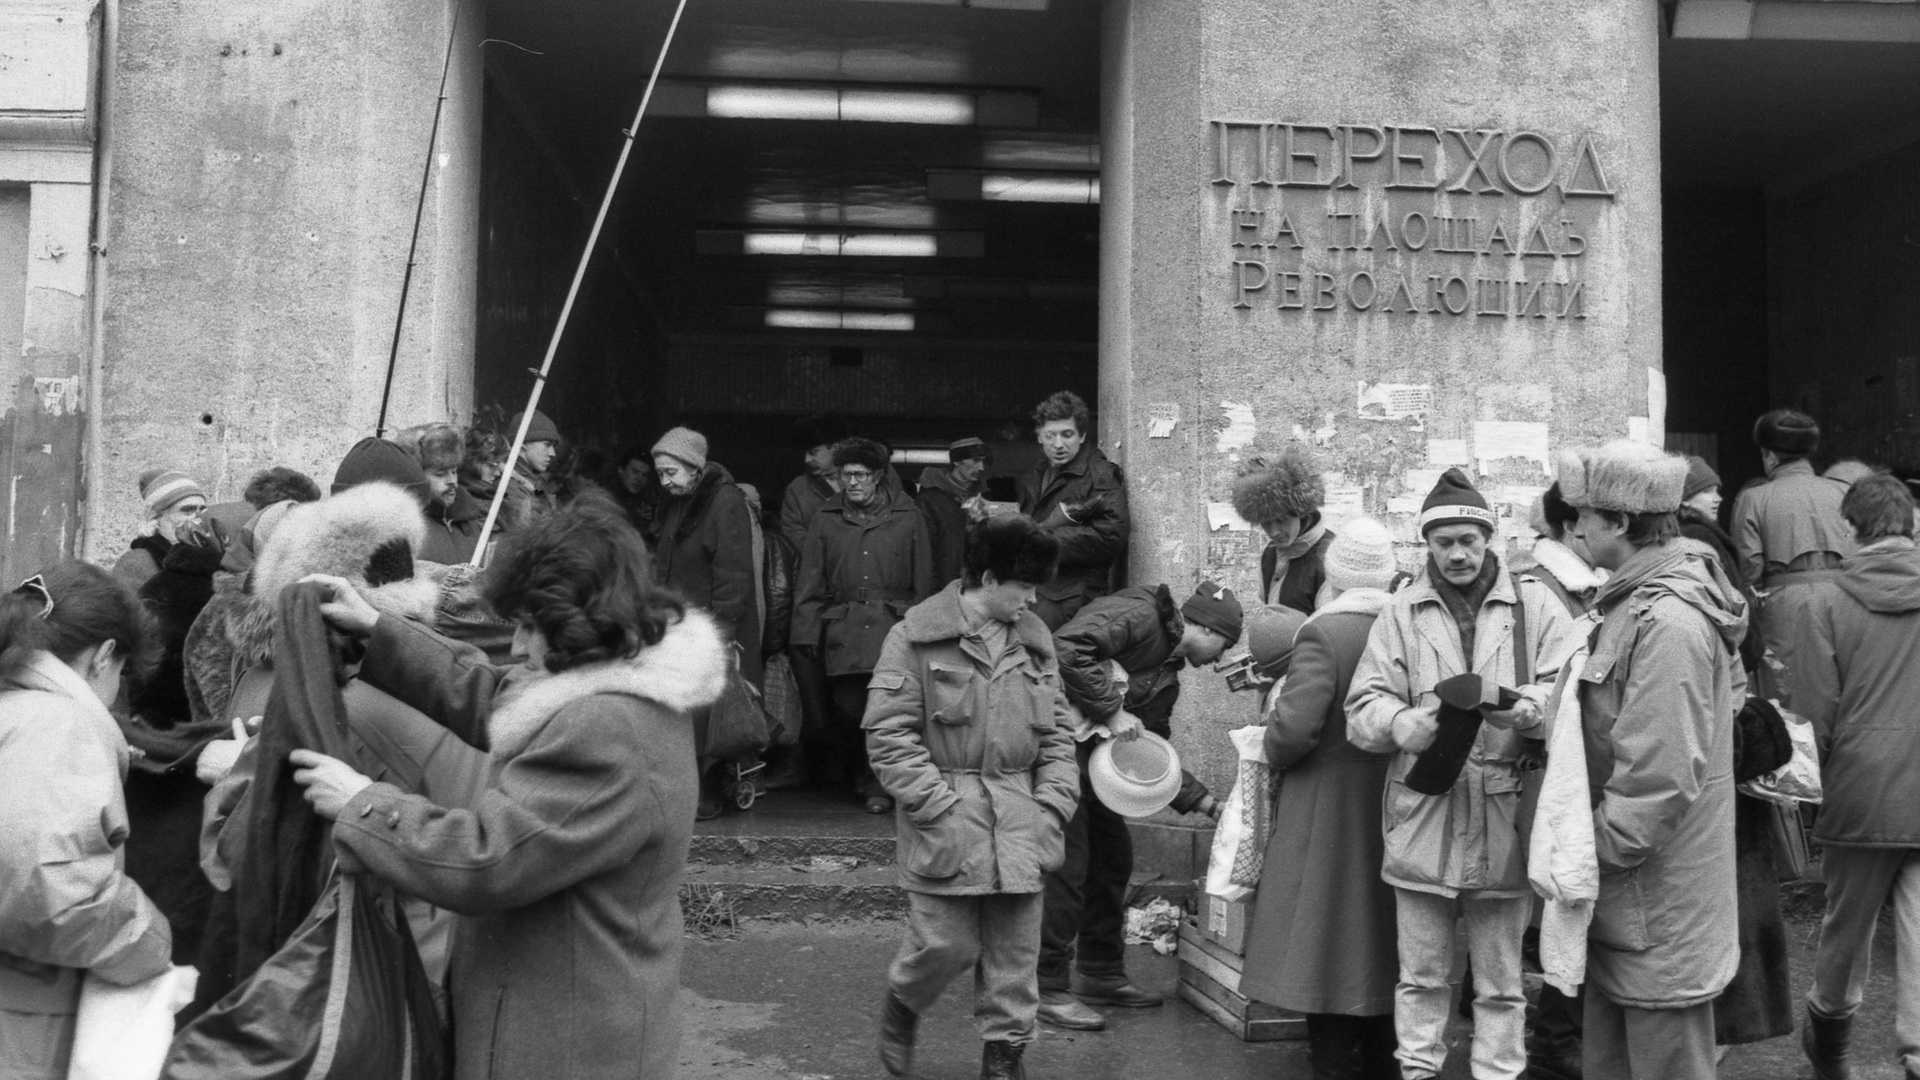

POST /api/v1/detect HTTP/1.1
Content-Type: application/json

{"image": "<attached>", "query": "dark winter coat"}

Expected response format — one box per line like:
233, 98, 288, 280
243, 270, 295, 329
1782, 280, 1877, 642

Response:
420, 487, 488, 566
1052, 584, 1185, 734
779, 471, 838, 553
793, 483, 937, 677
863, 582, 1080, 895
1017, 444, 1130, 630
1241, 591, 1398, 1015
112, 532, 173, 592
1679, 506, 1764, 674
653, 462, 763, 686
1259, 528, 1334, 615
336, 610, 726, 1080
1801, 537, 1920, 848
915, 465, 977, 589
762, 531, 796, 658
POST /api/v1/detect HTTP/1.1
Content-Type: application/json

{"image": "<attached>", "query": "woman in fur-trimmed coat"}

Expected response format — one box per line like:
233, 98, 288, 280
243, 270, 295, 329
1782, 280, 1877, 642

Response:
290, 499, 727, 1080
1232, 448, 1334, 615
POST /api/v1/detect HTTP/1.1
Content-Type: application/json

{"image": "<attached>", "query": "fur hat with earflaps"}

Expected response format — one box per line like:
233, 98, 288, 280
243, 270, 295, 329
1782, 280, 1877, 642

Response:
1231, 448, 1325, 526
1556, 440, 1689, 514
251, 480, 441, 624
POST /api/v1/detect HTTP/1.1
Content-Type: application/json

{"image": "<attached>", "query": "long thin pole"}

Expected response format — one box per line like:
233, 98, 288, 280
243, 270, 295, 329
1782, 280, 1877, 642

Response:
376, 0, 466, 437
473, 0, 692, 564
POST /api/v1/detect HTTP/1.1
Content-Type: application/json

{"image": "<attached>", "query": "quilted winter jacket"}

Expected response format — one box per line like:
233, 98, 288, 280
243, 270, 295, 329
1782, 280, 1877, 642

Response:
1346, 559, 1571, 897
863, 582, 1081, 895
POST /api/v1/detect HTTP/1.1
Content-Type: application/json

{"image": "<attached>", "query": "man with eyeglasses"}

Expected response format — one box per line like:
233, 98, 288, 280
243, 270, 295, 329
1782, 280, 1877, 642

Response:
793, 436, 937, 813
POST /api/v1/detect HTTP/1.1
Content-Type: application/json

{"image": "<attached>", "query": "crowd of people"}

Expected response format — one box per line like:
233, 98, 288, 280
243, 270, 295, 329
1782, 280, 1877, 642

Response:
0, 395, 1915, 1080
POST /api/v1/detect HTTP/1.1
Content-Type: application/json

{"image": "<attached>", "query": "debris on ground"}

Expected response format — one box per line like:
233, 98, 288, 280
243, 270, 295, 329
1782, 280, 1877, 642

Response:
790, 855, 862, 873
684, 883, 740, 937
1124, 898, 1184, 956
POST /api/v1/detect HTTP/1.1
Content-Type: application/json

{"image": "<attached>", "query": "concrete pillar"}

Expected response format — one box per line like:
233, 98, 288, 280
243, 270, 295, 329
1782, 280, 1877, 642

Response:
86, 0, 482, 556
1100, 0, 1664, 795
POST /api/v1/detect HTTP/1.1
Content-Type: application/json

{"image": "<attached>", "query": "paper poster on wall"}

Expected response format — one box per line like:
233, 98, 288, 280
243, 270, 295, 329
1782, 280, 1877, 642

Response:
1472, 421, 1552, 475
1357, 381, 1434, 421
1148, 403, 1180, 438
1645, 367, 1667, 447
1207, 502, 1257, 531
1425, 438, 1470, 466
1216, 401, 1257, 452
1627, 416, 1650, 443
1322, 484, 1366, 531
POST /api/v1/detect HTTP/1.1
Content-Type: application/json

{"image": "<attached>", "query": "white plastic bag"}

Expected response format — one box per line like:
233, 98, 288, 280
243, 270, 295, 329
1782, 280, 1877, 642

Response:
67, 965, 196, 1080
1740, 705, 1823, 806
1204, 726, 1273, 902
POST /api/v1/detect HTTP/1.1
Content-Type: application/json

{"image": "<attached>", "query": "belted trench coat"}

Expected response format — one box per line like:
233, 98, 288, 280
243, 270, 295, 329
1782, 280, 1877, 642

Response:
793, 484, 936, 677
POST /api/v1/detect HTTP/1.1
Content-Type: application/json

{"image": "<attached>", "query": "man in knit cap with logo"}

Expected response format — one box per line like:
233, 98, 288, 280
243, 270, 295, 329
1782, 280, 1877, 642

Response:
1730, 408, 1855, 714
1037, 580, 1242, 1030
1559, 441, 1749, 1079
1348, 468, 1571, 1080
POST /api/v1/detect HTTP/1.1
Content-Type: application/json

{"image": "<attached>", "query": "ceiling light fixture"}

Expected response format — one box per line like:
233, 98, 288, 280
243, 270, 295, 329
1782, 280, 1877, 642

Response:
766, 309, 916, 331
927, 169, 1099, 203
654, 83, 1038, 128
700, 230, 986, 258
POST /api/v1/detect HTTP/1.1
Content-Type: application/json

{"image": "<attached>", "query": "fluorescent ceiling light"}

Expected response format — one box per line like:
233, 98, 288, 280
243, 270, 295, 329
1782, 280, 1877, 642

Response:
708, 85, 974, 125
982, 134, 1099, 170
766, 309, 916, 331
982, 175, 1100, 203
745, 232, 940, 257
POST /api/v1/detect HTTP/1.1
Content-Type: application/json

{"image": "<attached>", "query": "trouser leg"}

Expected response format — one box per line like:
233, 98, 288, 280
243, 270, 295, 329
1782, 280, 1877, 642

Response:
974, 892, 1045, 1046
889, 893, 984, 1017
1582, 989, 1630, 1080
1809, 845, 1905, 1019
1462, 893, 1532, 1080
829, 674, 881, 797
1533, 983, 1583, 1051
791, 647, 833, 773
1891, 851, 1920, 1075
1073, 767, 1135, 978
1587, 996, 1716, 1080
1039, 744, 1095, 989
1392, 887, 1459, 1079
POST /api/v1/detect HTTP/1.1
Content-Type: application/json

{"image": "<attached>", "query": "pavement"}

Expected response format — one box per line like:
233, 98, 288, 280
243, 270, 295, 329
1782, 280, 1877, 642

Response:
677, 904, 1911, 1079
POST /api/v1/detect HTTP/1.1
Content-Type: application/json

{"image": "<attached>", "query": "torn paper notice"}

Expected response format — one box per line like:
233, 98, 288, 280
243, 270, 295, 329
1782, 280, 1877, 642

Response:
1322, 484, 1366, 531
1426, 438, 1470, 467
1217, 401, 1257, 452
1403, 468, 1446, 497
1148, 403, 1179, 439
1358, 381, 1434, 421
1472, 420, 1552, 475
1207, 502, 1257, 532
1627, 416, 1649, 443
1386, 495, 1426, 515
1645, 367, 1666, 447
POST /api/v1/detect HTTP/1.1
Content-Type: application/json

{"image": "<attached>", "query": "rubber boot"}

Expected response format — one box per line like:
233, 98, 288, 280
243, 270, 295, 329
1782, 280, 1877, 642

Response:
877, 992, 917, 1077
1802, 1003, 1854, 1080
980, 1040, 1027, 1080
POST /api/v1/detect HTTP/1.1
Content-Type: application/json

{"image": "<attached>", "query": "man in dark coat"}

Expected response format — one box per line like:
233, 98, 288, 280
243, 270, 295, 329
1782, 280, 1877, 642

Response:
780, 413, 849, 772
1018, 391, 1130, 631
793, 437, 937, 811
506, 409, 563, 529
1797, 474, 1920, 1080
1232, 446, 1335, 614
916, 436, 989, 588
1039, 581, 1241, 1030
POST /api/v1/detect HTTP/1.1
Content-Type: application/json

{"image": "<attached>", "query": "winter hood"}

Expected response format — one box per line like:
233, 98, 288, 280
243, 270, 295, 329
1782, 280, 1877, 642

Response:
486, 608, 730, 757
1593, 537, 1748, 652
1834, 538, 1920, 614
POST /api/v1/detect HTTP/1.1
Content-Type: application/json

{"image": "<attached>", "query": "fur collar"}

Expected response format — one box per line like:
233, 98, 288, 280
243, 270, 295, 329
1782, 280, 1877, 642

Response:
487, 609, 729, 756
1528, 539, 1605, 596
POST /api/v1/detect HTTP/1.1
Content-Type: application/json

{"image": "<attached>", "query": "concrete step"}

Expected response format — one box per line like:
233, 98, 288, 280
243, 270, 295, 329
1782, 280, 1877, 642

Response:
689, 832, 895, 866
681, 860, 906, 927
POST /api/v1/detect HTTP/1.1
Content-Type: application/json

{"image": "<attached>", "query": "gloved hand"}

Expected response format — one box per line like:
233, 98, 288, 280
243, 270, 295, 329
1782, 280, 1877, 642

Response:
195, 716, 256, 785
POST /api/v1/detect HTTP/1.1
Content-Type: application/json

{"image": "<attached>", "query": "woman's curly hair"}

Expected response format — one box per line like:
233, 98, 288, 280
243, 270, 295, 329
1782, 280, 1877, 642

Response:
482, 492, 686, 672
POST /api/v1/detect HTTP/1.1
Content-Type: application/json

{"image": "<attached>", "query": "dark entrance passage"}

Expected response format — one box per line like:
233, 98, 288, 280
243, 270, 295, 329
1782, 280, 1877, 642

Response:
473, 0, 1103, 500
1660, 8, 1920, 491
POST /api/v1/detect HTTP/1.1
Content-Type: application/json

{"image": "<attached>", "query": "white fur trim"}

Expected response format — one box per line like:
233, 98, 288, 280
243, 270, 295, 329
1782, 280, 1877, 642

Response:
252, 482, 436, 621
1527, 539, 1605, 596
487, 609, 730, 756
1418, 504, 1497, 532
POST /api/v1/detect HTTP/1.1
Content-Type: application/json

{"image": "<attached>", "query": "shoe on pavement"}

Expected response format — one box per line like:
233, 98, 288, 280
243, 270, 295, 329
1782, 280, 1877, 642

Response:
980, 1039, 1028, 1080
878, 992, 917, 1077
1071, 971, 1164, 1008
1036, 989, 1106, 1031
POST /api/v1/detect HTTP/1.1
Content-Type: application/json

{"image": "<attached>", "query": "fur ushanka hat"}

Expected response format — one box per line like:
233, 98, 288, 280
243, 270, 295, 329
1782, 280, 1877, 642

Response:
1231, 448, 1325, 526
250, 480, 441, 624
1556, 441, 1688, 515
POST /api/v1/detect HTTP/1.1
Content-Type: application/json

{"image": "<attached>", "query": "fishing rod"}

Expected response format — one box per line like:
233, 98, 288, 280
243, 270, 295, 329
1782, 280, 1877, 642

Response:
375, 0, 466, 438
473, 0, 693, 564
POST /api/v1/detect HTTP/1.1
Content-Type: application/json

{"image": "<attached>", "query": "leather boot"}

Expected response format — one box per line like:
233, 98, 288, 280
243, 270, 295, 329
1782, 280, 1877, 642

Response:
1070, 970, 1164, 1008
980, 1040, 1028, 1080
877, 992, 917, 1077
1036, 988, 1106, 1030
1802, 1003, 1854, 1080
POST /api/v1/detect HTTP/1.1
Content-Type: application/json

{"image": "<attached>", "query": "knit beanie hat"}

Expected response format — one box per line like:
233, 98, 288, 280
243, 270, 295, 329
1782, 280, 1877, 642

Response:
949, 437, 987, 463
1556, 440, 1688, 514
331, 437, 433, 506
511, 409, 562, 446
1753, 408, 1819, 457
1244, 604, 1309, 675
651, 426, 709, 471
139, 468, 207, 517
1682, 455, 1721, 501
1324, 517, 1399, 593
1418, 468, 1495, 536
1180, 581, 1244, 645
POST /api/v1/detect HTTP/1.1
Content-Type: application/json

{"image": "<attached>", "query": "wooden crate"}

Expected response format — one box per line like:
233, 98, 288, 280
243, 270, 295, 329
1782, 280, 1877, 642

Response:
1176, 921, 1306, 1042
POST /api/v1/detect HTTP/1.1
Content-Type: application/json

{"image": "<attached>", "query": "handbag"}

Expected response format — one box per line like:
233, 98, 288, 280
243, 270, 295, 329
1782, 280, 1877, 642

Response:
698, 647, 770, 761
760, 653, 804, 747
1204, 726, 1273, 902
1739, 703, 1822, 806
67, 966, 196, 1080
163, 873, 448, 1080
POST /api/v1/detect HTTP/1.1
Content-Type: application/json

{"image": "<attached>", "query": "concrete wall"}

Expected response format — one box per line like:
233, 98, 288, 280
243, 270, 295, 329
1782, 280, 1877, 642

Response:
1766, 137, 1920, 466
1100, 0, 1665, 798
0, 0, 98, 585
87, 0, 481, 556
